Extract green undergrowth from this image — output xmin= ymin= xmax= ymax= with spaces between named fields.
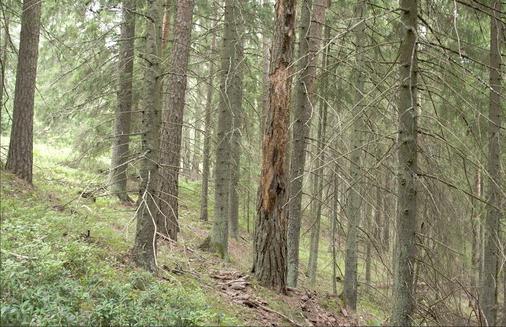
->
xmin=0 ymin=139 xmax=386 ymax=325
xmin=0 ymin=141 xmax=238 ymax=326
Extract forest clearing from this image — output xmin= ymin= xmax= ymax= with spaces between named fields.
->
xmin=0 ymin=0 xmax=504 ymax=326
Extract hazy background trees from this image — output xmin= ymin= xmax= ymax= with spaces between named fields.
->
xmin=1 ymin=0 xmax=504 ymax=325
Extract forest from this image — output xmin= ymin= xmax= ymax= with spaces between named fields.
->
xmin=0 ymin=0 xmax=504 ymax=325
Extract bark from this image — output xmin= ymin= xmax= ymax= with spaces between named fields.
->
xmin=471 ymin=168 xmax=482 ymax=290
xmin=391 ymin=0 xmax=418 ymax=324
xmin=191 ymin=104 xmax=202 ymax=180
xmin=228 ymin=10 xmax=245 ymax=240
xmin=480 ymin=1 xmax=502 ymax=325
xmin=307 ymin=21 xmax=330 ymax=284
xmin=133 ymin=0 xmax=163 ymax=272
xmin=157 ymin=0 xmax=195 ymax=241
xmin=210 ymin=0 xmax=240 ymax=257
xmin=365 ymin=202 xmax=373 ymax=285
xmin=182 ymin=127 xmax=192 ymax=180
xmin=161 ymin=0 xmax=172 ymax=50
xmin=199 ymin=25 xmax=217 ymax=222
xmin=0 ymin=17 xmax=7 ymax=129
xmin=503 ymin=256 xmax=506 ymax=327
xmin=343 ymin=0 xmax=367 ymax=311
xmin=382 ymin=178 xmax=390 ymax=251
xmin=5 ymin=0 xmax=42 ymax=184
xmin=110 ymin=0 xmax=136 ymax=203
xmin=259 ymin=0 xmax=271 ymax=147
xmin=287 ymin=0 xmax=327 ymax=288
xmin=252 ymin=0 xmax=296 ymax=294
xmin=332 ymin=163 xmax=339 ymax=296
xmin=307 ymin=86 xmax=328 ymax=286
xmin=375 ymin=182 xmax=384 ymax=250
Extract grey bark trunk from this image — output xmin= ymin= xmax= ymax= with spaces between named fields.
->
xmin=210 ymin=0 xmax=240 ymax=257
xmin=480 ymin=1 xmax=502 ymax=325
xmin=287 ymin=0 xmax=327 ymax=288
xmin=133 ymin=0 xmax=163 ymax=272
xmin=365 ymin=202 xmax=373 ymax=285
xmin=110 ymin=0 xmax=136 ymax=203
xmin=199 ymin=23 xmax=216 ymax=222
xmin=5 ymin=0 xmax=42 ymax=184
xmin=157 ymin=0 xmax=195 ymax=241
xmin=0 ymin=17 xmax=7 ymax=131
xmin=307 ymin=88 xmax=327 ymax=286
xmin=391 ymin=0 xmax=418 ymax=324
xmin=228 ymin=11 xmax=244 ymax=240
xmin=191 ymin=106 xmax=201 ymax=180
xmin=332 ymin=163 xmax=339 ymax=295
xmin=343 ymin=0 xmax=367 ymax=311
xmin=307 ymin=23 xmax=330 ymax=284
xmin=471 ymin=168 xmax=482 ymax=291
xmin=252 ymin=0 xmax=296 ymax=294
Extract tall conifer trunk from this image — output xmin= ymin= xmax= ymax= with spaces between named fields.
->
xmin=252 ymin=0 xmax=296 ymax=294
xmin=133 ymin=0 xmax=163 ymax=271
xmin=210 ymin=0 xmax=241 ymax=257
xmin=343 ymin=0 xmax=367 ymax=310
xmin=199 ymin=21 xmax=217 ymax=222
xmin=5 ymin=0 xmax=42 ymax=184
xmin=228 ymin=4 xmax=245 ymax=240
xmin=157 ymin=0 xmax=195 ymax=241
xmin=110 ymin=0 xmax=136 ymax=203
xmin=391 ymin=0 xmax=418 ymax=324
xmin=287 ymin=0 xmax=327 ymax=288
xmin=480 ymin=1 xmax=502 ymax=325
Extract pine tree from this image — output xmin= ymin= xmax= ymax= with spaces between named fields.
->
xmin=480 ymin=1 xmax=502 ymax=325
xmin=210 ymin=0 xmax=241 ymax=257
xmin=132 ymin=0 xmax=163 ymax=272
xmin=252 ymin=0 xmax=296 ymax=294
xmin=157 ymin=0 xmax=195 ymax=241
xmin=391 ymin=0 xmax=418 ymax=324
xmin=287 ymin=0 xmax=327 ymax=288
xmin=5 ymin=0 xmax=42 ymax=184
xmin=110 ymin=0 xmax=136 ymax=203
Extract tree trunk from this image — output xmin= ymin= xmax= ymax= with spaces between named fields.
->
xmin=307 ymin=21 xmax=330 ymax=284
xmin=110 ymin=0 xmax=136 ymax=203
xmin=252 ymin=0 xmax=296 ymax=294
xmin=191 ymin=104 xmax=201 ymax=180
xmin=5 ymin=0 xmax=42 ymax=184
xmin=471 ymin=168 xmax=481 ymax=291
xmin=199 ymin=22 xmax=217 ymax=222
xmin=343 ymin=0 xmax=367 ymax=311
xmin=307 ymin=86 xmax=328 ymax=286
xmin=332 ymin=161 xmax=339 ymax=295
xmin=391 ymin=0 xmax=418 ymax=324
xmin=182 ymin=127 xmax=192 ymax=180
xmin=161 ymin=0 xmax=173 ymax=51
xmin=287 ymin=0 xmax=327 ymax=288
xmin=210 ymin=0 xmax=240 ymax=258
xmin=228 ymin=10 xmax=245 ymax=240
xmin=480 ymin=1 xmax=502 ymax=325
xmin=157 ymin=0 xmax=195 ymax=241
xmin=0 ymin=16 xmax=7 ymax=130
xmin=365 ymin=202 xmax=373 ymax=285
xmin=382 ymin=177 xmax=390 ymax=252
xmin=133 ymin=0 xmax=163 ymax=272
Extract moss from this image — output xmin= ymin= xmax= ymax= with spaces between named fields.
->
xmin=0 ymin=141 xmax=240 ymax=326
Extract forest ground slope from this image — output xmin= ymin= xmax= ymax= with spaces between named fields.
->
xmin=0 ymin=140 xmax=383 ymax=326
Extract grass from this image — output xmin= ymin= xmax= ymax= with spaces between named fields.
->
xmin=0 ymin=138 xmax=386 ymax=325
xmin=0 ymin=140 xmax=239 ymax=326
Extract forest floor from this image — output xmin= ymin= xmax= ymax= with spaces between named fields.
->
xmin=0 ymin=140 xmax=385 ymax=326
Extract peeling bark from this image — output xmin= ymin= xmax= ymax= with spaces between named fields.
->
xmin=252 ymin=0 xmax=296 ymax=294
